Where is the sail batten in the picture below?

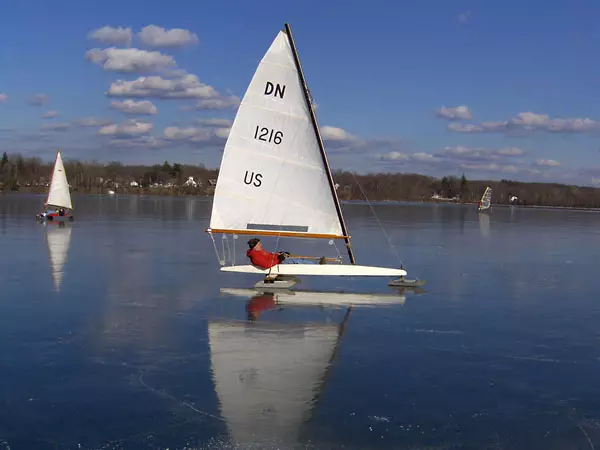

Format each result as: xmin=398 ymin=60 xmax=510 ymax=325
xmin=46 ymin=151 xmax=72 ymax=210
xmin=247 ymin=223 xmax=308 ymax=232
xmin=209 ymin=27 xmax=345 ymax=239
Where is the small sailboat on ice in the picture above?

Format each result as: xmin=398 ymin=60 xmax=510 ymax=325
xmin=206 ymin=23 xmax=417 ymax=289
xmin=38 ymin=150 xmax=74 ymax=222
xmin=477 ymin=186 xmax=492 ymax=212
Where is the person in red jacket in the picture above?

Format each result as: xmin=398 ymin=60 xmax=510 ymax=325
xmin=246 ymin=238 xmax=289 ymax=269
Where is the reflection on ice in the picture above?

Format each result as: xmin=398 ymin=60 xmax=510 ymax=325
xmin=45 ymin=222 xmax=71 ymax=292
xmin=208 ymin=290 xmax=357 ymax=446
xmin=220 ymin=287 xmax=410 ymax=308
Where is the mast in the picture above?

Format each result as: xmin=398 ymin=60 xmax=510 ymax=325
xmin=284 ymin=23 xmax=356 ymax=265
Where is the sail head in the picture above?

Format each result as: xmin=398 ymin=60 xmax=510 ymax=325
xmin=209 ymin=29 xmax=344 ymax=238
xmin=46 ymin=152 xmax=72 ymax=210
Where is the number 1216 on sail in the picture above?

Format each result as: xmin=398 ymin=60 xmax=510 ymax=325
xmin=254 ymin=126 xmax=283 ymax=145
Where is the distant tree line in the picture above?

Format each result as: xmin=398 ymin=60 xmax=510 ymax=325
xmin=2 ymin=152 xmax=600 ymax=208
xmin=333 ymin=171 xmax=600 ymax=208
xmin=0 ymin=152 xmax=218 ymax=196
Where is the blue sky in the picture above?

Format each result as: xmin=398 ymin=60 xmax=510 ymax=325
xmin=1 ymin=0 xmax=599 ymax=185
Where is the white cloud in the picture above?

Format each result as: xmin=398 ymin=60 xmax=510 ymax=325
xmin=441 ymin=145 xmax=525 ymax=160
xmin=441 ymin=145 xmax=477 ymax=156
xmin=163 ymin=126 xmax=206 ymax=140
xmin=534 ymin=159 xmax=561 ymax=167
xmin=448 ymin=112 xmax=600 ymax=134
xmin=411 ymin=152 xmax=444 ymax=164
xmin=107 ymin=135 xmax=165 ymax=149
xmin=88 ymin=26 xmax=133 ymax=46
xmin=85 ymin=48 xmax=174 ymax=73
xmin=28 ymin=94 xmax=49 ymax=106
xmin=110 ymin=99 xmax=158 ymax=116
xmin=98 ymin=120 xmax=153 ymax=137
xmin=75 ymin=117 xmax=114 ymax=127
xmin=41 ymin=110 xmax=59 ymax=119
xmin=0 ymin=93 xmax=7 ymax=103
xmin=104 ymin=122 xmax=229 ymax=150
xmin=457 ymin=10 xmax=472 ymax=24
xmin=459 ymin=162 xmax=519 ymax=174
xmin=377 ymin=144 xmax=528 ymax=178
xmin=447 ymin=123 xmax=487 ymax=133
xmin=138 ymin=25 xmax=199 ymax=48
xmin=107 ymin=74 xmax=216 ymax=99
xmin=435 ymin=105 xmax=472 ymax=120
xmin=495 ymin=147 xmax=525 ymax=156
xmin=40 ymin=122 xmax=70 ymax=132
xmin=193 ymin=95 xmax=241 ymax=110
xmin=321 ymin=126 xmax=357 ymax=141
xmin=214 ymin=127 xmax=231 ymax=139
xmin=196 ymin=118 xmax=233 ymax=127
xmin=163 ymin=125 xmax=229 ymax=143
xmin=380 ymin=151 xmax=409 ymax=161
xmin=108 ymin=74 xmax=240 ymax=110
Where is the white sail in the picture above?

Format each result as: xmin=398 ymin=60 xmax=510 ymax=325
xmin=45 ymin=225 xmax=72 ymax=292
xmin=209 ymin=319 xmax=340 ymax=445
xmin=479 ymin=186 xmax=492 ymax=211
xmin=209 ymin=28 xmax=343 ymax=238
xmin=46 ymin=151 xmax=72 ymax=210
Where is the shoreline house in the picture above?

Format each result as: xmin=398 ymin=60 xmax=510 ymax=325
xmin=430 ymin=192 xmax=460 ymax=202
xmin=184 ymin=176 xmax=199 ymax=188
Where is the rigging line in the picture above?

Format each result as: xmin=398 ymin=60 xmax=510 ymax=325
xmin=221 ymin=235 xmax=229 ymax=266
xmin=351 ymin=172 xmax=404 ymax=267
xmin=224 ymin=235 xmax=232 ymax=266
xmin=232 ymin=234 xmax=236 ymax=265
xmin=209 ymin=232 xmax=224 ymax=266
xmin=331 ymin=240 xmax=343 ymax=263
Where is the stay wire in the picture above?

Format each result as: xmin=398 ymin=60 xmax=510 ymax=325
xmin=351 ymin=172 xmax=404 ymax=268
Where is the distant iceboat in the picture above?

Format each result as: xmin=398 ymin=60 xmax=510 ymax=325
xmin=478 ymin=186 xmax=492 ymax=212
xmin=38 ymin=150 xmax=74 ymax=222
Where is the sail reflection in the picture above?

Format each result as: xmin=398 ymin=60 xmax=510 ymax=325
xmin=45 ymin=222 xmax=71 ymax=292
xmin=209 ymin=292 xmax=351 ymax=446
xmin=209 ymin=288 xmax=414 ymax=446
xmin=478 ymin=211 xmax=490 ymax=237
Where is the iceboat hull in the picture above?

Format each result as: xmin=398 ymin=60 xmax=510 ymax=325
xmin=220 ymin=264 xmax=406 ymax=277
